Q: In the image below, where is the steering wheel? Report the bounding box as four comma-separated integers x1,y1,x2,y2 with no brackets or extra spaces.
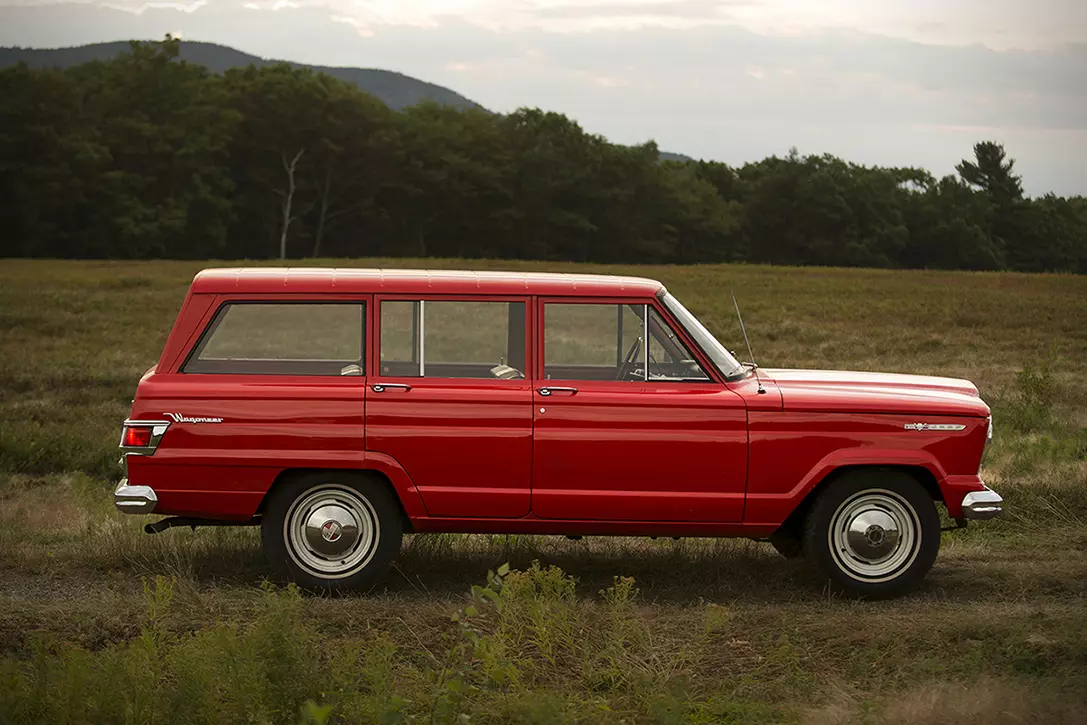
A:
615,337,642,380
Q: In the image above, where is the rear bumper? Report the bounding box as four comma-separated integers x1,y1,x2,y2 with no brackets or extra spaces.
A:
115,479,158,514
961,487,1004,520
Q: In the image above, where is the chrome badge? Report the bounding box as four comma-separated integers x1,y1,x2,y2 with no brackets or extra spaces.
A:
904,422,966,432
321,520,343,543
163,412,224,424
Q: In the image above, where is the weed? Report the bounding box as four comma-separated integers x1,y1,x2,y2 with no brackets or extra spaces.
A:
1,260,1086,723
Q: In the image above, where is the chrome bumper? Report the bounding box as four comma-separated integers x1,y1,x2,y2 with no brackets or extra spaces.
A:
114,479,158,514
961,487,1003,520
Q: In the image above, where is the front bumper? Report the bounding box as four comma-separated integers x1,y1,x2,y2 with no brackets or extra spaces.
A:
961,487,1004,520
114,479,158,514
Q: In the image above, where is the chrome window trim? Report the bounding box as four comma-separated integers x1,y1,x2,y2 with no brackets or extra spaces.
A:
418,300,425,377
642,303,649,382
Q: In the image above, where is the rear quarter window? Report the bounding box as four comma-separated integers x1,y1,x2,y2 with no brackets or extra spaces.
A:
183,302,364,375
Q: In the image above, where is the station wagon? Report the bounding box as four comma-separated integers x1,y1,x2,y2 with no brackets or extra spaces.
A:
115,268,1003,598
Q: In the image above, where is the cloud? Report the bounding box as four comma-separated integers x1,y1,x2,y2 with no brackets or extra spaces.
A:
535,0,748,20
0,1,1084,194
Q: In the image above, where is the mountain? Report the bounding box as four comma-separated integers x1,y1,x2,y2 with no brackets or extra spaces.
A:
0,40,695,159
0,40,483,111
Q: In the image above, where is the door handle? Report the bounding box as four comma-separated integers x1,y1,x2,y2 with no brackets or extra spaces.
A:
372,383,412,393
537,386,578,396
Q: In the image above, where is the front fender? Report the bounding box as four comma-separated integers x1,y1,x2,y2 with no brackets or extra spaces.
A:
744,447,947,526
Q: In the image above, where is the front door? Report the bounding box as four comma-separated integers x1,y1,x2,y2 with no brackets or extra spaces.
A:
365,296,533,518
532,299,748,522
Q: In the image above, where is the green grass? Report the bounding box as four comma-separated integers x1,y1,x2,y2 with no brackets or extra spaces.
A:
1,259,1086,724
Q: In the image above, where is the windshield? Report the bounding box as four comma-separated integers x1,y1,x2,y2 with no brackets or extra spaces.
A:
659,291,744,380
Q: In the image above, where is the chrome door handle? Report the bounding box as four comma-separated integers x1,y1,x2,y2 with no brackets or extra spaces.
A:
372,383,412,393
537,386,578,396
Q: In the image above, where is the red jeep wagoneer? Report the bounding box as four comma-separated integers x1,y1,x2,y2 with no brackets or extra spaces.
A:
115,268,1002,598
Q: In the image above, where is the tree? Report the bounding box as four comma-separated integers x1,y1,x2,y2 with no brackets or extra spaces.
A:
278,149,305,260
223,64,327,258
2,44,1085,274
956,141,1023,207
900,176,1002,271
78,37,237,258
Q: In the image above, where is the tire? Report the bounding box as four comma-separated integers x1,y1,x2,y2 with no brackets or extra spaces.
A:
261,472,403,592
803,471,940,599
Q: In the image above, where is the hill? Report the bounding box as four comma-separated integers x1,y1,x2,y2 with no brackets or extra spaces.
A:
0,39,699,160
0,40,482,111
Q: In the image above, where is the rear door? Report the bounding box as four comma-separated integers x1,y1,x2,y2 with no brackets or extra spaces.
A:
531,298,748,522
364,295,534,518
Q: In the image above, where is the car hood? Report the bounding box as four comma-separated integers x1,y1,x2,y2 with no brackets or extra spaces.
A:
759,368,989,417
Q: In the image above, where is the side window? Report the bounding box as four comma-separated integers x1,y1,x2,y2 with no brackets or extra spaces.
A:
544,303,710,382
647,308,710,381
544,303,644,381
184,303,364,375
379,300,527,379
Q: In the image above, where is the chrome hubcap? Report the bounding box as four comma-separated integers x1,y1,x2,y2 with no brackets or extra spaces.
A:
829,490,920,582
285,485,379,579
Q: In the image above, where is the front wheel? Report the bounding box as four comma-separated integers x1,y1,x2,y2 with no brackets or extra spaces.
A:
803,471,939,599
262,472,403,592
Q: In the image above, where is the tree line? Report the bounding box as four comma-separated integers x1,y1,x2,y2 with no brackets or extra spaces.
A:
2,37,1085,272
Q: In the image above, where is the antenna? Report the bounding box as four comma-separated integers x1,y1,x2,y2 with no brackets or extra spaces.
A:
731,292,766,395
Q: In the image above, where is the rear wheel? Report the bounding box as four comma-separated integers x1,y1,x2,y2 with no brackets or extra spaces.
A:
262,472,402,592
803,471,939,599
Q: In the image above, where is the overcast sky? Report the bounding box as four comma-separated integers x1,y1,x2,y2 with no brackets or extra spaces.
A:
2,0,1085,195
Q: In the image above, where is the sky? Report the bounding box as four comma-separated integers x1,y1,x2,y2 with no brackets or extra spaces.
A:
2,0,1085,195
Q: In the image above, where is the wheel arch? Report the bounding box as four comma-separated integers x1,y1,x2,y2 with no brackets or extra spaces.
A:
773,464,942,539
258,460,427,533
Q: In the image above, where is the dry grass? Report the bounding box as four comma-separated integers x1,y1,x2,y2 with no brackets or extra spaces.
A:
0,259,1085,723
806,677,1087,724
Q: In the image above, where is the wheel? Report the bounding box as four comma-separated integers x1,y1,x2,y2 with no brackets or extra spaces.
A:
768,528,804,559
261,472,403,592
803,471,939,599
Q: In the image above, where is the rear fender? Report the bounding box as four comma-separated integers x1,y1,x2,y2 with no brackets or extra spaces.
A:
258,453,430,521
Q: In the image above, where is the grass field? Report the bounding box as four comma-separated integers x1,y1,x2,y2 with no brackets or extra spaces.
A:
1,259,1086,724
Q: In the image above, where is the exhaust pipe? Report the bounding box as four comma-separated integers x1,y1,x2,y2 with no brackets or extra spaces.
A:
144,516,260,534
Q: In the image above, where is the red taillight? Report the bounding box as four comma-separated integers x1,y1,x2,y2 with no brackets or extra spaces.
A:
122,426,152,448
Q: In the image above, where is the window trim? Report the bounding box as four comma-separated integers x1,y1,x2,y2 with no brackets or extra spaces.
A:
180,300,366,376
373,294,534,382
537,296,722,385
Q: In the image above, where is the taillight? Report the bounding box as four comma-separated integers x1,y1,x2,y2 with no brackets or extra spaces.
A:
122,426,153,448
119,420,169,453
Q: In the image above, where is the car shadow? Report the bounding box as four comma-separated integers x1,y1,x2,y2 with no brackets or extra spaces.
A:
125,531,1080,606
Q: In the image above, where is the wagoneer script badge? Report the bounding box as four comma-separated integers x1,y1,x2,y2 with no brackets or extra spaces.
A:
903,422,966,432
163,412,223,424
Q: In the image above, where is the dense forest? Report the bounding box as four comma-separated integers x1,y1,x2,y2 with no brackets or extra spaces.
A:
1,37,1085,272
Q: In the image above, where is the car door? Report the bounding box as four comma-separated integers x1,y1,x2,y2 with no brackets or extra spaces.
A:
531,298,748,522
364,295,534,518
